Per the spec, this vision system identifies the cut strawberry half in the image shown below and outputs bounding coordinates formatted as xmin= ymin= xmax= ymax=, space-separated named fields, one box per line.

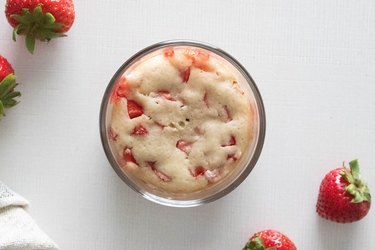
xmin=147 ymin=161 xmax=172 ymax=182
xmin=179 ymin=67 xmax=191 ymax=83
xmin=127 ymin=100 xmax=143 ymax=119
xmin=176 ymin=140 xmax=193 ymax=155
xmin=191 ymin=166 xmax=206 ymax=177
xmin=157 ymin=91 xmax=176 ymax=101
xmin=123 ymin=148 xmax=137 ymax=164
xmin=132 ymin=125 xmax=148 ymax=135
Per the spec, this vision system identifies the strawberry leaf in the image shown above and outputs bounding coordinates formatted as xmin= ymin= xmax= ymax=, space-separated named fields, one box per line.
xmin=243 ymin=236 xmax=276 ymax=250
xmin=10 ymin=4 xmax=67 ymax=54
xmin=0 ymin=74 xmax=17 ymax=98
xmin=0 ymin=74 xmax=21 ymax=118
xmin=340 ymin=169 xmax=354 ymax=184
xmin=26 ymin=34 xmax=36 ymax=54
xmin=349 ymin=159 xmax=360 ymax=179
xmin=0 ymin=101 xmax=5 ymax=117
xmin=44 ymin=13 xmax=56 ymax=24
xmin=32 ymin=4 xmax=43 ymax=18
xmin=12 ymin=25 xmax=19 ymax=41
xmin=11 ymin=13 xmax=25 ymax=23
xmin=3 ymin=90 xmax=21 ymax=100
xmin=342 ymin=160 xmax=371 ymax=203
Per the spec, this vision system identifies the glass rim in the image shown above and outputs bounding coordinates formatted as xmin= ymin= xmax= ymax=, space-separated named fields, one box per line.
xmin=99 ymin=39 xmax=266 ymax=207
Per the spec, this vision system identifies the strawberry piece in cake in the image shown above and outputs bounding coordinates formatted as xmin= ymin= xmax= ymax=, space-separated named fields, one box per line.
xmin=123 ymin=148 xmax=137 ymax=165
xmin=127 ymin=100 xmax=143 ymax=119
xmin=176 ymin=140 xmax=193 ymax=155
xmin=132 ymin=125 xmax=148 ymax=135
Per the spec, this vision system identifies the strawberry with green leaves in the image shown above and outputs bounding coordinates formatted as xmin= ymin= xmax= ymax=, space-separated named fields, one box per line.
xmin=243 ymin=230 xmax=297 ymax=250
xmin=0 ymin=55 xmax=21 ymax=118
xmin=5 ymin=0 xmax=75 ymax=54
xmin=316 ymin=159 xmax=371 ymax=223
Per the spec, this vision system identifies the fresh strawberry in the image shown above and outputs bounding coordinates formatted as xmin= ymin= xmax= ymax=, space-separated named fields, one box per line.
xmin=127 ymin=100 xmax=143 ymax=119
xmin=5 ymin=0 xmax=75 ymax=53
xmin=243 ymin=230 xmax=297 ymax=250
xmin=0 ymin=55 xmax=14 ymax=81
xmin=0 ymin=55 xmax=21 ymax=118
xmin=316 ymin=159 xmax=371 ymax=223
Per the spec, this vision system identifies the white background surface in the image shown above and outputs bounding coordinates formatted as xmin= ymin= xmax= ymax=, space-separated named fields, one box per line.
xmin=1 ymin=0 xmax=374 ymax=249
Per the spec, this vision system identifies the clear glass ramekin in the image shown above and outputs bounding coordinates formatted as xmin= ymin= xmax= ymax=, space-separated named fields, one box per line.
xmin=99 ymin=40 xmax=266 ymax=207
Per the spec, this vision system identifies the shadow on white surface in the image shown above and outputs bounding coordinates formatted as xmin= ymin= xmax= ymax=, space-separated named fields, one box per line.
xmin=316 ymin=215 xmax=364 ymax=249
xmin=106 ymin=173 xmax=230 ymax=250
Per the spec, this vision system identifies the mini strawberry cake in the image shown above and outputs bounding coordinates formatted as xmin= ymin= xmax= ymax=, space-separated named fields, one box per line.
xmin=107 ymin=46 xmax=255 ymax=194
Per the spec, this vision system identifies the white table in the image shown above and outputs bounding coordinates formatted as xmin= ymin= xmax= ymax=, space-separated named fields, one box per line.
xmin=1 ymin=1 xmax=374 ymax=249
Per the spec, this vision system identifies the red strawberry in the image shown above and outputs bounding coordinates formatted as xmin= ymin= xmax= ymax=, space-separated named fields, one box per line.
xmin=132 ymin=125 xmax=148 ymax=135
xmin=222 ymin=135 xmax=236 ymax=147
xmin=157 ymin=91 xmax=176 ymax=101
xmin=147 ymin=161 xmax=171 ymax=182
xmin=316 ymin=159 xmax=371 ymax=223
xmin=223 ymin=105 xmax=232 ymax=122
xmin=0 ymin=55 xmax=21 ymax=118
xmin=111 ymin=77 xmax=130 ymax=102
xmin=163 ymin=48 xmax=174 ymax=57
xmin=179 ymin=67 xmax=190 ymax=83
xmin=5 ymin=0 xmax=75 ymax=53
xmin=183 ymin=48 xmax=211 ymax=71
xmin=0 ymin=55 xmax=14 ymax=81
xmin=127 ymin=100 xmax=143 ymax=119
xmin=192 ymin=166 xmax=206 ymax=177
xmin=108 ymin=127 xmax=118 ymax=141
xmin=227 ymin=154 xmax=237 ymax=161
xmin=203 ymin=92 xmax=209 ymax=107
xmin=123 ymin=148 xmax=137 ymax=165
xmin=176 ymin=139 xmax=193 ymax=155
xmin=243 ymin=230 xmax=297 ymax=250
